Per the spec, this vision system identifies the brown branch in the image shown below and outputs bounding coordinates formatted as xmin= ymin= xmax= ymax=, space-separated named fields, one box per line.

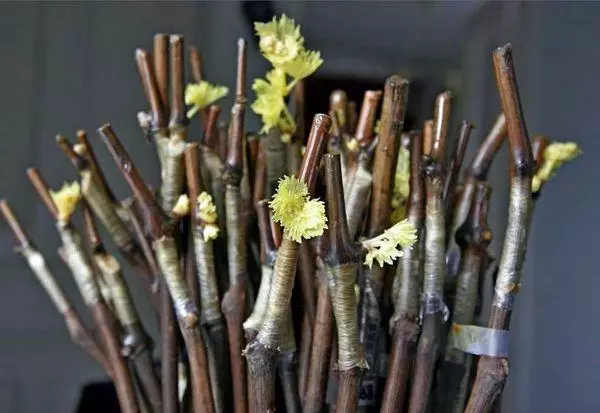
xmin=26 ymin=168 xmax=59 ymax=220
xmin=470 ymin=114 xmax=508 ymax=180
xmin=97 ymin=124 xmax=214 ymax=413
xmin=367 ymin=75 xmax=410 ymax=237
xmin=82 ymin=203 xmax=162 ymax=413
xmin=153 ymin=33 xmax=169 ymax=111
xmin=203 ymin=105 xmax=221 ymax=151
xmin=298 ymin=312 xmax=312 ymax=401
xmin=465 ymin=43 xmax=534 ymax=413
xmin=297 ymin=241 xmax=316 ymax=329
xmin=97 ymin=124 xmax=167 ymax=239
xmin=380 ymin=130 xmax=425 ymax=413
xmin=443 ymin=121 xmax=474 ymax=223
xmin=185 ymin=142 xmax=229 ymax=413
xmin=189 ymin=45 xmax=203 ymax=83
xmin=127 ymin=206 xmax=179 ymax=413
xmin=323 ymin=153 xmax=363 ymax=413
xmin=341 ymin=90 xmax=382 ymax=239
xmin=355 ymin=90 xmax=383 ymax=148
xmin=0 ymin=200 xmax=112 ymax=376
xmin=288 ymin=80 xmax=306 ymax=176
xmin=218 ymin=120 xmax=229 ymax=164
xmin=189 ymin=45 xmax=210 ymax=128
xmin=247 ymin=132 xmax=260 ymax=198
xmin=407 ymin=91 xmax=452 ymax=413
xmin=199 ymin=105 xmax=227 ymax=235
xmin=446 ymin=114 xmax=506 ymax=277
xmin=135 ymin=48 xmax=166 ymax=131
xmin=76 ymin=130 xmax=116 ymax=201
xmin=221 ymin=37 xmax=249 ymax=413
xmin=57 ymin=134 xmax=156 ymax=292
xmin=436 ymin=181 xmax=492 ymax=413
xmin=26 ymin=169 xmax=140 ymax=413
xmin=252 ymin=140 xmax=267 ymax=207
xmin=169 ymin=35 xmax=185 ymax=128
xmin=357 ymin=75 xmax=409 ymax=406
xmin=245 ymin=114 xmax=331 ymax=413
xmin=423 ymin=119 xmax=434 ymax=156
xmin=302 ymin=268 xmax=334 ymax=413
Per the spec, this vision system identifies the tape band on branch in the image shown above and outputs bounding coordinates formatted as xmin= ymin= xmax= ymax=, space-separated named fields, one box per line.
xmin=449 ymin=324 xmax=510 ymax=357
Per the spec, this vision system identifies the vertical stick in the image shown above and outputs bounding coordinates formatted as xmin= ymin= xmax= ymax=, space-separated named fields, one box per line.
xmin=154 ymin=33 xmax=169 ymax=111
xmin=406 ymin=91 xmax=452 ymax=413
xmin=435 ymin=182 xmax=492 ymax=413
xmin=169 ymin=35 xmax=185 ymax=128
xmin=358 ymin=76 xmax=409 ymax=407
xmin=380 ymin=130 xmax=425 ymax=413
xmin=82 ymin=203 xmax=162 ymax=413
xmin=221 ymin=38 xmax=249 ymax=413
xmin=245 ymin=114 xmax=331 ymax=413
xmin=185 ymin=143 xmax=229 ymax=413
xmin=446 ymin=114 xmax=506 ymax=278
xmin=131 ymin=206 xmax=180 ymax=413
xmin=302 ymin=273 xmax=334 ymax=413
xmin=97 ymin=125 xmax=214 ymax=413
xmin=0 ymin=200 xmax=112 ymax=377
xmin=443 ymin=121 xmax=474 ymax=223
xmin=323 ymin=154 xmax=365 ymax=413
xmin=344 ymin=90 xmax=382 ymax=238
xmin=26 ymin=169 xmax=140 ymax=413
xmin=465 ymin=43 xmax=533 ymax=413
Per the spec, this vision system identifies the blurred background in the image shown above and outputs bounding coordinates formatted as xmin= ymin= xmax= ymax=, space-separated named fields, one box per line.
xmin=0 ymin=1 xmax=597 ymax=412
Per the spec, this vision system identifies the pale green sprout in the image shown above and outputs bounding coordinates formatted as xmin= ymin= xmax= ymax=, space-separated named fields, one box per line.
xmin=390 ymin=146 xmax=411 ymax=223
xmin=251 ymin=69 xmax=294 ymax=134
xmin=532 ymin=141 xmax=582 ymax=193
xmin=172 ymin=194 xmax=190 ymax=217
xmin=252 ymin=14 xmax=323 ymax=134
xmin=196 ymin=192 xmax=220 ymax=241
xmin=269 ymin=175 xmax=328 ymax=243
xmin=255 ymin=14 xmax=304 ymax=66
xmin=281 ymin=50 xmax=323 ymax=88
xmin=362 ymin=219 xmax=418 ymax=268
xmin=185 ymin=81 xmax=229 ymax=119
xmin=50 ymin=181 xmax=82 ymax=222
xmin=346 ymin=138 xmax=359 ymax=153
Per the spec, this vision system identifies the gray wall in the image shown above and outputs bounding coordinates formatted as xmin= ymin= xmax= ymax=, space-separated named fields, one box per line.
xmin=0 ymin=2 xmax=597 ymax=412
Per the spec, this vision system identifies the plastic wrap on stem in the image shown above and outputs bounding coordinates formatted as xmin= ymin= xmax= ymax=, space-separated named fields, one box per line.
xmin=57 ymin=224 xmax=101 ymax=305
xmin=201 ymin=150 xmax=226 ymax=231
xmin=344 ymin=163 xmax=372 ymax=238
xmin=154 ymin=236 xmax=198 ymax=326
xmin=257 ymin=236 xmax=299 ymax=349
xmin=192 ymin=226 xmax=222 ymax=324
xmin=446 ymin=251 xmax=482 ymax=363
xmin=327 ymin=263 xmax=367 ymax=371
xmin=244 ymin=265 xmax=273 ymax=333
xmin=81 ymin=171 xmax=133 ymax=249
xmin=96 ymin=254 xmax=139 ymax=326
xmin=423 ymin=179 xmax=446 ymax=313
xmin=225 ymin=184 xmax=247 ymax=286
xmin=390 ymin=230 xmax=422 ymax=326
xmin=22 ymin=247 xmax=70 ymax=313
xmin=492 ymin=178 xmax=531 ymax=310
xmin=160 ymin=136 xmax=186 ymax=213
